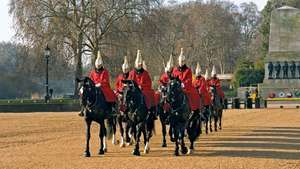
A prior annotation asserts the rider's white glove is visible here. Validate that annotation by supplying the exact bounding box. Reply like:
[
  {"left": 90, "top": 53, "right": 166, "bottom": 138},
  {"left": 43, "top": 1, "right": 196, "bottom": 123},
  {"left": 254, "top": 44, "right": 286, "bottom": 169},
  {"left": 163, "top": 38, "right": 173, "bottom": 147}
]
[
  {"left": 95, "top": 83, "right": 101, "bottom": 87},
  {"left": 181, "top": 83, "right": 185, "bottom": 88}
]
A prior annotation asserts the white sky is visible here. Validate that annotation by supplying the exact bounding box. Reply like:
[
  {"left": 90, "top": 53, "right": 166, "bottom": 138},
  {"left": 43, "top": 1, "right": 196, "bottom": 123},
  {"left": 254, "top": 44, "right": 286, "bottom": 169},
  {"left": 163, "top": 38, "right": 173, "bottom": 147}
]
[{"left": 0, "top": 0, "right": 268, "bottom": 42}]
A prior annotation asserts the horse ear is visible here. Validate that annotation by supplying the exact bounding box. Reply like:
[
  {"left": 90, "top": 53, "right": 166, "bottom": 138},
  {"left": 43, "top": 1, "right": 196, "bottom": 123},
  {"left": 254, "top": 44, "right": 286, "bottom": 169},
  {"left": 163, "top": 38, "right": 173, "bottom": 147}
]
[{"left": 76, "top": 77, "right": 82, "bottom": 83}]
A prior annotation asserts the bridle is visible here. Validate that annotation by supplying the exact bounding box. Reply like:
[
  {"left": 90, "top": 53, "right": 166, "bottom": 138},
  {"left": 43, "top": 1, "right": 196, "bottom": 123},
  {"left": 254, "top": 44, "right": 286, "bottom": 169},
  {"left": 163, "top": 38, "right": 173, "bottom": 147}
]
[{"left": 81, "top": 84, "right": 98, "bottom": 112}]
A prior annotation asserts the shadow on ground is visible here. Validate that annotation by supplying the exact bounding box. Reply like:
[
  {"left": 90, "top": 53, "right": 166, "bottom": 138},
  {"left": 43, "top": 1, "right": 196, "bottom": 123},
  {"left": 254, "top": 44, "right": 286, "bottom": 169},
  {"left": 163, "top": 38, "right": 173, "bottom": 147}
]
[{"left": 193, "top": 127, "right": 300, "bottom": 160}]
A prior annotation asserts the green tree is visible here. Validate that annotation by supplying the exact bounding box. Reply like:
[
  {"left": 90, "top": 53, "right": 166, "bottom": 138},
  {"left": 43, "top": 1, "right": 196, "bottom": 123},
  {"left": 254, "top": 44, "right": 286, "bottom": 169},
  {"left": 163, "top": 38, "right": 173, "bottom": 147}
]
[{"left": 233, "top": 59, "right": 264, "bottom": 87}]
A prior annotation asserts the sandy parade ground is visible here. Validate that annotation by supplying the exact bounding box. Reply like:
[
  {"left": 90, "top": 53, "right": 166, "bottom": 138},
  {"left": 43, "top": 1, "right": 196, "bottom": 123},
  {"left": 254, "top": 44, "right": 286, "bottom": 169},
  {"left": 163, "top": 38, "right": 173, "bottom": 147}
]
[{"left": 0, "top": 109, "right": 299, "bottom": 169}]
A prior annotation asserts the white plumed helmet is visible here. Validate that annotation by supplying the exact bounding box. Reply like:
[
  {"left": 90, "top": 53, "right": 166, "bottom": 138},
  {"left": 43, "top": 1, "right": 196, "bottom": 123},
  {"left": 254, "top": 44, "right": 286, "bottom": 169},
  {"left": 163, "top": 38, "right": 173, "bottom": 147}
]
[
  {"left": 211, "top": 65, "right": 217, "bottom": 77},
  {"left": 143, "top": 60, "right": 147, "bottom": 70},
  {"left": 178, "top": 48, "right": 185, "bottom": 66},
  {"left": 195, "top": 62, "right": 202, "bottom": 77},
  {"left": 205, "top": 69, "right": 209, "bottom": 80},
  {"left": 135, "top": 49, "right": 143, "bottom": 69},
  {"left": 165, "top": 54, "right": 174, "bottom": 72},
  {"left": 95, "top": 51, "right": 103, "bottom": 68},
  {"left": 122, "top": 56, "right": 129, "bottom": 73}
]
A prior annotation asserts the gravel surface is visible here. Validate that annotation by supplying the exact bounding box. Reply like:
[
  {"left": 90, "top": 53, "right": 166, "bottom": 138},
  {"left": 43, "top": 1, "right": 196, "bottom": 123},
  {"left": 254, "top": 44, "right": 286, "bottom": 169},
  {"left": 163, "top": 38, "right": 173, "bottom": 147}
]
[{"left": 0, "top": 109, "right": 299, "bottom": 169}]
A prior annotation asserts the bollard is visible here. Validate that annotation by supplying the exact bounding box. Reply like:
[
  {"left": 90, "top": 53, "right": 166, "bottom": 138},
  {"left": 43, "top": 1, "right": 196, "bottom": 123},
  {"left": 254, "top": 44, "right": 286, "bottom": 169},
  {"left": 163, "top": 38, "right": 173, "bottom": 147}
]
[
  {"left": 255, "top": 98, "right": 260, "bottom": 108},
  {"left": 246, "top": 98, "right": 253, "bottom": 109},
  {"left": 233, "top": 98, "right": 240, "bottom": 109},
  {"left": 264, "top": 100, "right": 268, "bottom": 108},
  {"left": 223, "top": 98, "right": 228, "bottom": 109}
]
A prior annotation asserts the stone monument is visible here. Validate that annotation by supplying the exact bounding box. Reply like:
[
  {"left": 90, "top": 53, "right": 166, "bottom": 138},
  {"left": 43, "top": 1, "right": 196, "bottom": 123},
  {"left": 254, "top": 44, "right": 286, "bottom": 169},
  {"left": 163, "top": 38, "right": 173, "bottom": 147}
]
[{"left": 259, "top": 6, "right": 300, "bottom": 98}]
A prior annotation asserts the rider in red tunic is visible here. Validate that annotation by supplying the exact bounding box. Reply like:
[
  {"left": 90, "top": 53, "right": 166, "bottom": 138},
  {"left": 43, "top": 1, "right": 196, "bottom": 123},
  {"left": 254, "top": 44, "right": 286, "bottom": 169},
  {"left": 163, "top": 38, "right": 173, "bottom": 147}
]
[
  {"left": 192, "top": 63, "right": 211, "bottom": 108},
  {"left": 89, "top": 51, "right": 117, "bottom": 111},
  {"left": 208, "top": 66, "right": 225, "bottom": 99},
  {"left": 128, "top": 50, "right": 155, "bottom": 110},
  {"left": 172, "top": 48, "right": 200, "bottom": 111},
  {"left": 115, "top": 56, "right": 130, "bottom": 95},
  {"left": 157, "top": 55, "right": 174, "bottom": 112},
  {"left": 159, "top": 55, "right": 174, "bottom": 87}
]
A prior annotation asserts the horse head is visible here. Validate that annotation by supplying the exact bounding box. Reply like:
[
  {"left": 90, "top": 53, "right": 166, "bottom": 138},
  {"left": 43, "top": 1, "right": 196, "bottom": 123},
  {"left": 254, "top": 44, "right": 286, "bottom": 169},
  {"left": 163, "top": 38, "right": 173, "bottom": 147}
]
[
  {"left": 167, "top": 76, "right": 183, "bottom": 104},
  {"left": 121, "top": 80, "right": 143, "bottom": 108},
  {"left": 76, "top": 77, "right": 97, "bottom": 109},
  {"left": 210, "top": 85, "right": 222, "bottom": 108}
]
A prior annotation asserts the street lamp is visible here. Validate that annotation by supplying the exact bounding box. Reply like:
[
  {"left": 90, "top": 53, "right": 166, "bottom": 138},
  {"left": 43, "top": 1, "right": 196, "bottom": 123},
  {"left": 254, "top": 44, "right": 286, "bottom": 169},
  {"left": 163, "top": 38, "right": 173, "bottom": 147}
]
[{"left": 44, "top": 45, "right": 50, "bottom": 103}]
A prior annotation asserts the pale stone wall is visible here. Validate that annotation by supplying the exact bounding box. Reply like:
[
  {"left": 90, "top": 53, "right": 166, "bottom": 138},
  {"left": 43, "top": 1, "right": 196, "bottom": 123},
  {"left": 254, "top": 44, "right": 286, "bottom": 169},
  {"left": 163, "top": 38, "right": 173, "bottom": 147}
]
[{"left": 260, "top": 6, "right": 300, "bottom": 98}]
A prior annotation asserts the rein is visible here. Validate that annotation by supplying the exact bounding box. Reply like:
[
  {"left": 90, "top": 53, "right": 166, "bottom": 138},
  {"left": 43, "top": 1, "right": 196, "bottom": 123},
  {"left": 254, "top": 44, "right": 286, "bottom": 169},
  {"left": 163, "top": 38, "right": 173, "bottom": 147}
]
[
  {"left": 170, "top": 90, "right": 186, "bottom": 115},
  {"left": 85, "top": 87, "right": 98, "bottom": 112}
]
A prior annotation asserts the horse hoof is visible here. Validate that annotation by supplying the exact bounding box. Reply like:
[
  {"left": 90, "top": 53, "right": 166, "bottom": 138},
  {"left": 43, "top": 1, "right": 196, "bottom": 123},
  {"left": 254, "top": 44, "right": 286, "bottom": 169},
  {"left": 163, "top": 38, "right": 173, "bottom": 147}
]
[
  {"left": 210, "top": 128, "right": 213, "bottom": 132},
  {"left": 98, "top": 149, "right": 105, "bottom": 155},
  {"left": 174, "top": 151, "right": 179, "bottom": 156},
  {"left": 103, "top": 148, "right": 107, "bottom": 152},
  {"left": 84, "top": 151, "right": 91, "bottom": 157},
  {"left": 170, "top": 137, "right": 175, "bottom": 142},
  {"left": 144, "top": 147, "right": 150, "bottom": 154},
  {"left": 206, "top": 130, "right": 208, "bottom": 134},
  {"left": 120, "top": 143, "right": 126, "bottom": 148},
  {"left": 161, "top": 142, "right": 167, "bottom": 147},
  {"left": 132, "top": 149, "right": 140, "bottom": 156},
  {"left": 181, "top": 146, "right": 188, "bottom": 155},
  {"left": 112, "top": 140, "right": 118, "bottom": 145}
]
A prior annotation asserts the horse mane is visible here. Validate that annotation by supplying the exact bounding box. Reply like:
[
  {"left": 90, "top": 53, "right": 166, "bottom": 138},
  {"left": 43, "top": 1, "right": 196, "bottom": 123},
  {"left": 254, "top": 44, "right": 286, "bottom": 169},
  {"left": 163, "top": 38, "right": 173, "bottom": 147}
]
[{"left": 84, "top": 77, "right": 95, "bottom": 87}]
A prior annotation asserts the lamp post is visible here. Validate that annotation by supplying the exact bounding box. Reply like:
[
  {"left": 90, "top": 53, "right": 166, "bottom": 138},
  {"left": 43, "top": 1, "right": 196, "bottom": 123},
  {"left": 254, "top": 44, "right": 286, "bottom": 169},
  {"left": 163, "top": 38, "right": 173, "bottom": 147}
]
[{"left": 44, "top": 45, "right": 50, "bottom": 103}]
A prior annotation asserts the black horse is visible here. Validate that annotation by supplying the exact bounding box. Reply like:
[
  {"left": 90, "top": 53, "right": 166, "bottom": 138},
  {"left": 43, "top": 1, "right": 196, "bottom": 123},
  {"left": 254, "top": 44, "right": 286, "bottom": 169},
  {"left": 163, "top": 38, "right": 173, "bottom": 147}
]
[
  {"left": 202, "top": 105, "right": 211, "bottom": 134},
  {"left": 157, "top": 85, "right": 171, "bottom": 147},
  {"left": 122, "top": 80, "right": 155, "bottom": 156},
  {"left": 76, "top": 77, "right": 114, "bottom": 157},
  {"left": 116, "top": 93, "right": 133, "bottom": 147},
  {"left": 209, "top": 85, "right": 223, "bottom": 132},
  {"left": 167, "top": 77, "right": 201, "bottom": 155}
]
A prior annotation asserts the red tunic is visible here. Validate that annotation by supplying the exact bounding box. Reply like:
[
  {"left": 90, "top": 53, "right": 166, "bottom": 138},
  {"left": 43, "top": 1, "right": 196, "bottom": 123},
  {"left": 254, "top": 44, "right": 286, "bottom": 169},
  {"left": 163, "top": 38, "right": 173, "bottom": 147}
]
[
  {"left": 208, "top": 78, "right": 225, "bottom": 99},
  {"left": 115, "top": 73, "right": 129, "bottom": 94},
  {"left": 172, "top": 66, "right": 201, "bottom": 111},
  {"left": 159, "top": 73, "right": 170, "bottom": 86},
  {"left": 128, "top": 69, "right": 155, "bottom": 109},
  {"left": 89, "top": 69, "right": 117, "bottom": 102},
  {"left": 193, "top": 76, "right": 211, "bottom": 106}
]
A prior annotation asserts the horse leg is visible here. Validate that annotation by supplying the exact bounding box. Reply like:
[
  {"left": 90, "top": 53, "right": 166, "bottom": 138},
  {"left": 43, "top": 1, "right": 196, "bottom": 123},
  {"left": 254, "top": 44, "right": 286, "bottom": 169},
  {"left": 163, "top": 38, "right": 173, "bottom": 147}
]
[
  {"left": 209, "top": 112, "right": 213, "bottom": 132},
  {"left": 205, "top": 115, "right": 209, "bottom": 134},
  {"left": 84, "top": 119, "right": 91, "bottom": 157},
  {"left": 143, "top": 127, "right": 150, "bottom": 154},
  {"left": 180, "top": 129, "right": 188, "bottom": 155},
  {"left": 214, "top": 114, "right": 218, "bottom": 132},
  {"left": 219, "top": 110, "right": 223, "bottom": 130},
  {"left": 98, "top": 120, "right": 106, "bottom": 155},
  {"left": 160, "top": 115, "right": 167, "bottom": 147},
  {"left": 174, "top": 130, "right": 179, "bottom": 156},
  {"left": 118, "top": 116, "right": 125, "bottom": 147},
  {"left": 132, "top": 124, "right": 142, "bottom": 156},
  {"left": 188, "top": 137, "right": 194, "bottom": 155},
  {"left": 126, "top": 122, "right": 133, "bottom": 146},
  {"left": 109, "top": 116, "right": 117, "bottom": 145},
  {"left": 205, "top": 106, "right": 209, "bottom": 134}
]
